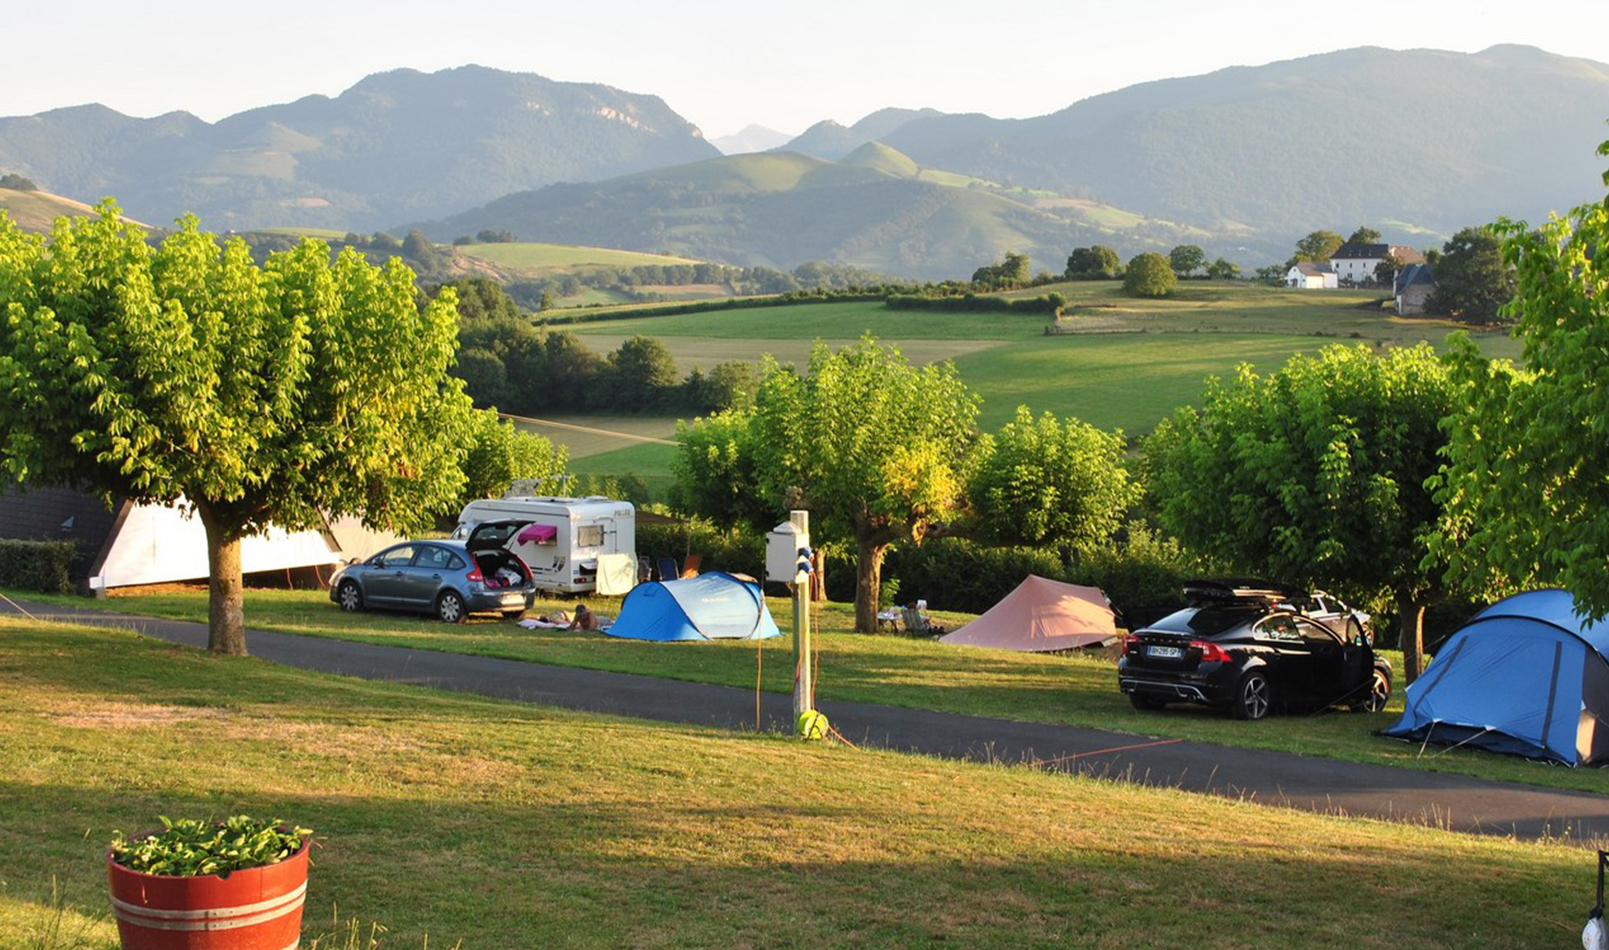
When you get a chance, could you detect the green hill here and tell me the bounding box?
[424,151,1191,279]
[0,65,718,232]
[457,241,702,272]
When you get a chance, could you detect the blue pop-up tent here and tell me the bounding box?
[1380,589,1609,766]
[605,571,782,642]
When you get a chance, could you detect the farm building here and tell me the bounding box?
[1330,243,1425,286]
[1285,261,1338,289]
[0,486,398,592]
[1394,263,1435,315]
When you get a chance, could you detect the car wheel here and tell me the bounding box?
[1231,671,1271,721]
[1354,668,1391,713]
[1129,693,1168,712]
[437,590,466,624]
[337,580,363,613]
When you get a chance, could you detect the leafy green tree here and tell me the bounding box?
[1423,226,1516,323]
[0,202,473,654]
[972,251,1031,289]
[1206,257,1240,281]
[750,338,981,632]
[1123,252,1176,297]
[1372,252,1404,290]
[968,406,1141,550]
[1347,226,1382,245]
[461,410,567,504]
[1144,344,1454,682]
[1292,230,1344,263]
[1429,140,1609,619]
[670,409,773,529]
[607,335,679,410]
[1065,246,1122,279]
[0,173,36,192]
[1168,245,1206,278]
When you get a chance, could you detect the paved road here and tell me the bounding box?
[11,600,1606,844]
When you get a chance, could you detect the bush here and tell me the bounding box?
[637,518,766,581]
[885,293,1063,317]
[0,538,76,592]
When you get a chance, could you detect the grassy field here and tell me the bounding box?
[458,242,701,271]
[551,284,1520,482]
[0,619,1592,948]
[248,226,350,240]
[14,588,1603,795]
[0,190,149,233]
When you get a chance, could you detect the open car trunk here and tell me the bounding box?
[467,521,535,589]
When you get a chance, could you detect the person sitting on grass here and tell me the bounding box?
[568,603,603,631]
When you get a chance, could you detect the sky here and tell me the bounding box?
[4,0,1607,139]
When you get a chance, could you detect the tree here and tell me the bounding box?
[1065,246,1122,280]
[1168,245,1206,278]
[1292,230,1344,263]
[967,406,1141,550]
[606,335,678,410]
[0,173,36,192]
[1123,252,1176,297]
[1206,257,1240,281]
[0,202,474,654]
[1423,226,1516,323]
[669,409,773,530]
[749,338,980,632]
[1144,344,1454,683]
[461,410,568,504]
[1371,252,1404,290]
[1429,137,1609,619]
[972,251,1031,289]
[1347,226,1382,245]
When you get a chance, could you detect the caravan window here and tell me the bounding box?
[576,525,604,548]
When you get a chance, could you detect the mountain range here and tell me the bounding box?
[3,46,1607,277]
[0,66,718,231]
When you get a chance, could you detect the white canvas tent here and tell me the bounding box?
[940,575,1118,652]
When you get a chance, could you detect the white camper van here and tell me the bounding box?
[453,491,637,595]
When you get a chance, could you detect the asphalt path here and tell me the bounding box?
[10,599,1606,844]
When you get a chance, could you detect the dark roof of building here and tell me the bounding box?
[1395,262,1435,291]
[1333,243,1390,259]
[1292,261,1334,276]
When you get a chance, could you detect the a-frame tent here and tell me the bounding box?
[940,575,1117,652]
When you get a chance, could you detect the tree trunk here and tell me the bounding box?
[196,500,247,656]
[810,548,826,603]
[1397,593,1425,685]
[853,538,888,634]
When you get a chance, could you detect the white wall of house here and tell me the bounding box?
[1285,266,1338,289]
[1334,257,1382,282]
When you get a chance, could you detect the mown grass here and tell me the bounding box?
[458,242,700,271]
[13,588,1604,795]
[0,619,1593,949]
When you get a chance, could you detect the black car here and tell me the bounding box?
[1117,580,1391,720]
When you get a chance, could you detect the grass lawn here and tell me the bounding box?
[508,415,678,459]
[14,588,1604,796]
[458,242,700,271]
[0,619,1591,948]
[567,442,678,496]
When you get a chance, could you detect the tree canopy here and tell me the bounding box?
[1144,344,1454,681]
[1292,230,1344,263]
[1423,226,1516,323]
[1168,245,1206,277]
[0,202,475,653]
[1347,226,1382,245]
[1429,139,1609,619]
[1065,246,1122,280]
[1206,257,1240,281]
[1123,252,1176,297]
[967,406,1139,551]
[748,338,981,632]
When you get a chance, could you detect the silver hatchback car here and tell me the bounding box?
[329,525,536,623]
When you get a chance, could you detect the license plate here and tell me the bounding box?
[1148,645,1183,659]
[501,593,526,605]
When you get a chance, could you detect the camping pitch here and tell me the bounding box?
[1380,589,1609,766]
[940,575,1117,652]
[606,572,782,642]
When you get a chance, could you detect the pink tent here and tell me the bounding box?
[940,576,1117,652]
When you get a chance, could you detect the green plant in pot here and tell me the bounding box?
[107,815,313,949]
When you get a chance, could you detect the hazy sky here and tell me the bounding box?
[5,0,1607,139]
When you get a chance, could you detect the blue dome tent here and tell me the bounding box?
[1380,589,1609,766]
[605,572,782,642]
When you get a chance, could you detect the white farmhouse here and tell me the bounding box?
[1286,261,1338,289]
[1330,243,1425,287]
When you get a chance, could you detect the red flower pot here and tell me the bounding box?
[106,835,310,950]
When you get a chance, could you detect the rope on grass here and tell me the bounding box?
[0,590,38,621]
[1026,737,1184,770]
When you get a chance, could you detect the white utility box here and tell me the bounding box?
[766,521,810,584]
